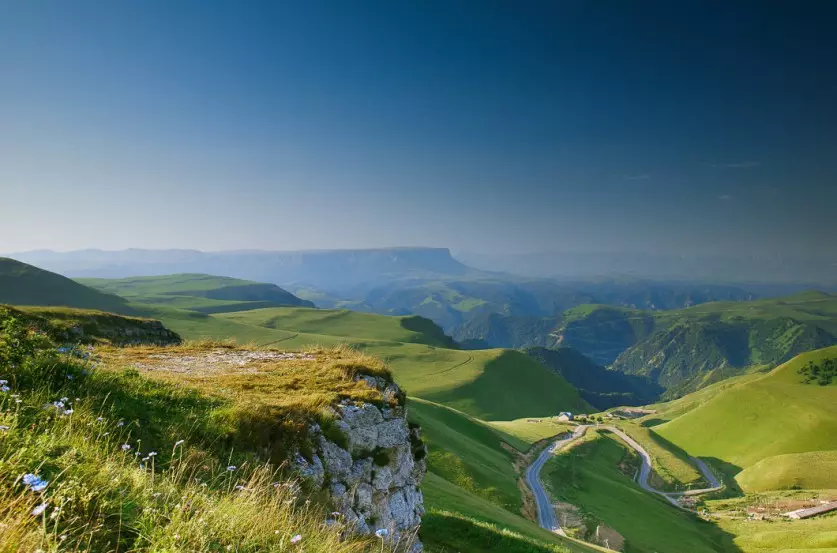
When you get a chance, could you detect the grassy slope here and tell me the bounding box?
[21,275,597,549]
[655,346,837,487]
[128,303,593,546]
[422,474,603,553]
[0,257,134,314]
[609,422,704,490]
[0,337,394,552]
[409,398,527,511]
[79,273,313,309]
[558,292,837,396]
[217,307,455,347]
[542,434,739,553]
[712,508,837,553]
[735,451,837,492]
[9,305,181,346]
[208,308,590,421]
[656,291,837,333]
[486,418,573,451]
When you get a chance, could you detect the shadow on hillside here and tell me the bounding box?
[702,457,745,497]
[639,417,667,427]
[644,429,707,476]
[423,350,580,420]
[421,511,565,553]
[400,315,457,347]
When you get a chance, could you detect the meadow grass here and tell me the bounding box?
[421,474,601,553]
[0,322,404,552]
[78,273,311,309]
[542,433,740,553]
[705,492,837,552]
[154,305,590,421]
[485,417,572,451]
[0,258,134,316]
[216,306,455,347]
[609,421,705,491]
[408,398,523,510]
[655,346,837,471]
[735,451,837,492]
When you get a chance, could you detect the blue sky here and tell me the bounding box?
[1,1,835,255]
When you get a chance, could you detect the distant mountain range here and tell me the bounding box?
[11,248,837,403]
[9,248,473,292]
[456,250,837,286]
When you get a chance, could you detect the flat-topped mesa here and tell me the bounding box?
[295,375,426,553]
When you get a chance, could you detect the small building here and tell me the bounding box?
[785,501,837,520]
[557,412,574,421]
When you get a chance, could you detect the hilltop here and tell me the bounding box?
[0,257,135,314]
[78,273,314,313]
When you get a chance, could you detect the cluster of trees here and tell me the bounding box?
[798,358,837,386]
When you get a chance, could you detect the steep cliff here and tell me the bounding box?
[296,375,426,552]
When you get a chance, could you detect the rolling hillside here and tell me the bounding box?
[542,433,739,553]
[551,293,837,397]
[216,306,455,347]
[524,346,662,409]
[652,345,837,491]
[0,257,134,314]
[212,307,590,421]
[2,261,595,553]
[78,273,314,313]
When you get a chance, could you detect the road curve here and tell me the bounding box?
[525,426,587,534]
[525,424,724,533]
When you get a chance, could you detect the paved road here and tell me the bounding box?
[601,426,681,507]
[525,424,724,533]
[525,426,587,534]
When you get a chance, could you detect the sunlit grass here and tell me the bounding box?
[0,317,407,552]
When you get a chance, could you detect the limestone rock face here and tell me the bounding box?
[294,377,425,552]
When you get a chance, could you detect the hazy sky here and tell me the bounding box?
[2,1,836,256]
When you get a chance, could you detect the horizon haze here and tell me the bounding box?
[2,0,837,257]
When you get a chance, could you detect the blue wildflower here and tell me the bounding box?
[22,473,49,492]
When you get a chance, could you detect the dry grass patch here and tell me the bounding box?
[92,342,400,463]
[100,342,395,411]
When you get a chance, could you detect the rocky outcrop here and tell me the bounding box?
[295,376,426,552]
[62,317,182,346]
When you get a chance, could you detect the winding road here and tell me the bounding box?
[525,424,723,534]
[525,426,588,534]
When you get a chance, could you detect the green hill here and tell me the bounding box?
[735,451,837,492]
[78,273,314,313]
[524,346,662,409]
[409,398,527,511]
[0,257,134,314]
[542,433,739,553]
[9,262,596,547]
[211,308,590,421]
[553,293,837,397]
[653,346,837,491]
[216,306,455,347]
[2,305,181,346]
